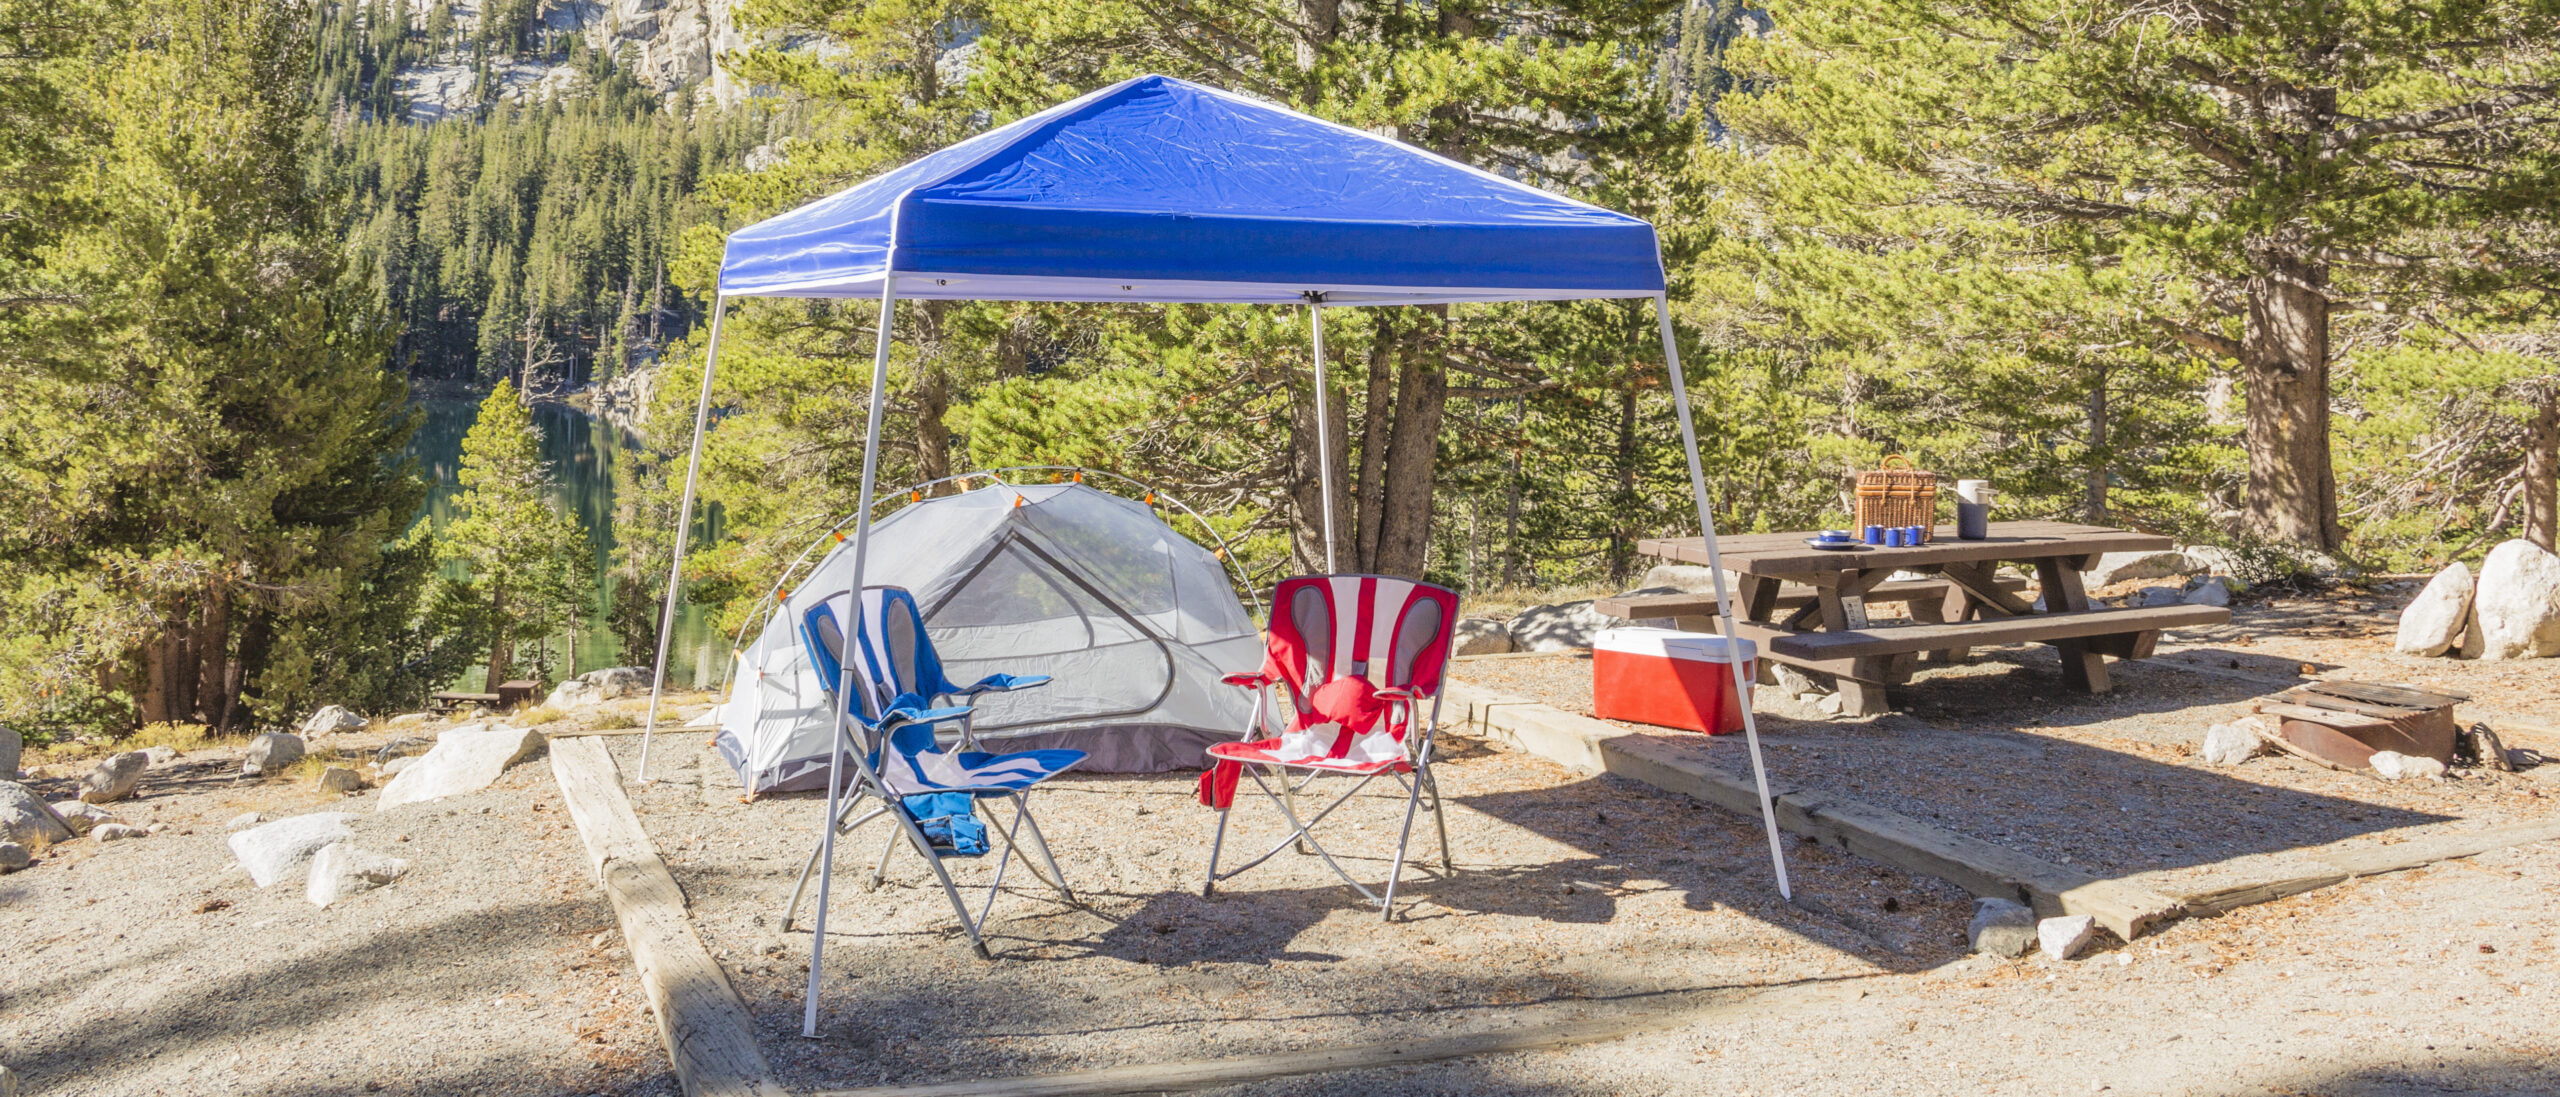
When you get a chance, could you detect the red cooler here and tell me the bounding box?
[1592,628,1757,735]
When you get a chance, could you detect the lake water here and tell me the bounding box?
[406,398,726,690]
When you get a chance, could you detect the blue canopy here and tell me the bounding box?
[717,74,1666,304]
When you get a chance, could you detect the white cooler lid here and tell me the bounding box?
[1592,627,1757,663]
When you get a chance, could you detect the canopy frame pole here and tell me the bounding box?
[803,278,900,1038]
[638,291,728,784]
[1652,293,1792,901]
[1309,302,1338,571]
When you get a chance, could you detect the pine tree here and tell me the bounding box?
[438,379,590,688]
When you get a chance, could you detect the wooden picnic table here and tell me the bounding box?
[1606,520,2232,716]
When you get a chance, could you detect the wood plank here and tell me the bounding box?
[1639,522,2172,575]
[1763,605,2231,660]
[1594,577,2028,621]
[810,981,1852,1097]
[2172,819,2560,916]
[1939,561,2034,617]
[551,737,790,1097]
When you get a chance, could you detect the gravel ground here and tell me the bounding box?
[0,718,678,1097]
[1458,584,2559,897]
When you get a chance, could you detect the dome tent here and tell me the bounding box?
[712,479,1266,792]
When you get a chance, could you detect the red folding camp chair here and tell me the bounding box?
[1199,574,1459,919]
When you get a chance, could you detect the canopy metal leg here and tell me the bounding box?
[639,292,728,783]
[1309,302,1338,572]
[803,279,902,1039]
[1653,293,1793,903]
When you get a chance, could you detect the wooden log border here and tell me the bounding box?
[552,736,789,1097]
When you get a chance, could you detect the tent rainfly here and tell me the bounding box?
[631,73,1794,1038]
[713,480,1266,791]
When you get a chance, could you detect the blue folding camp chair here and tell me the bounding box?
[779,586,1084,958]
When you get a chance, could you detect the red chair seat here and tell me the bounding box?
[1207,737,1413,775]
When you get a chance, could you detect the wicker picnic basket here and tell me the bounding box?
[1855,455,1939,541]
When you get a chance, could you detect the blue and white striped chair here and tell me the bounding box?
[780,586,1085,958]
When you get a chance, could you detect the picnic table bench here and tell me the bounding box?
[1620,521,2231,716]
[431,679,542,711]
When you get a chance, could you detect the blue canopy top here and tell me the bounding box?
[718,75,1665,304]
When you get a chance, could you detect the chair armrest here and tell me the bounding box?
[1221,672,1274,689]
[877,703,975,731]
[1373,686,1425,702]
[954,673,1050,696]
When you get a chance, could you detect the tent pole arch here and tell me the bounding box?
[1653,293,1793,902]
[803,277,902,1039]
[638,290,728,784]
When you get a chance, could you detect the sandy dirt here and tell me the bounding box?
[0,719,677,1097]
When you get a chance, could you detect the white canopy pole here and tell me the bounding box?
[803,278,901,1038]
[1652,294,1793,901]
[1309,303,1338,571]
[638,291,728,784]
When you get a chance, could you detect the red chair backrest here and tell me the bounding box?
[1260,575,1459,731]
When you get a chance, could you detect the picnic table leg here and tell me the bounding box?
[1920,582,1974,663]
[1816,572,1892,716]
[2034,557,2112,693]
[1743,575,1780,622]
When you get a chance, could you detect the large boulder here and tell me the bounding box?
[306,841,410,908]
[1453,618,1515,657]
[1636,564,1734,594]
[227,812,356,886]
[49,801,117,837]
[544,666,648,710]
[376,725,546,810]
[77,751,146,804]
[2082,550,2198,586]
[0,782,71,850]
[297,705,368,737]
[0,841,27,872]
[2476,539,2560,660]
[242,731,306,776]
[0,725,19,779]
[2394,562,2477,657]
[1505,600,1616,653]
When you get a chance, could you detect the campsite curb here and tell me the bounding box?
[552,736,790,1097]
[1440,681,2560,939]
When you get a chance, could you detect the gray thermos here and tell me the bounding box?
[1956,479,1994,540]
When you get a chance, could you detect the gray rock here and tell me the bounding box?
[305,841,410,907]
[2200,721,2263,766]
[92,823,144,842]
[2370,751,2446,781]
[1638,564,1733,593]
[1505,600,1616,653]
[1453,618,1516,656]
[2183,576,2235,607]
[224,811,265,831]
[49,801,115,837]
[317,766,363,795]
[0,1061,16,1096]
[2179,545,2243,576]
[2395,562,2477,657]
[0,782,72,850]
[1769,663,1827,700]
[544,666,649,710]
[1814,692,1848,717]
[226,811,357,886]
[242,731,306,776]
[380,757,415,777]
[2083,550,2197,586]
[2476,539,2560,660]
[374,736,435,765]
[78,751,147,804]
[2038,914,2098,960]
[1969,897,2037,957]
[2129,585,2188,608]
[297,705,368,737]
[0,842,27,872]
[0,725,19,780]
[377,726,547,810]
[140,745,180,767]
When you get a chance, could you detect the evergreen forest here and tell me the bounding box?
[3,0,2557,739]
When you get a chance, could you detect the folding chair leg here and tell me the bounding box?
[782,799,887,932]
[865,825,899,892]
[1202,803,1232,898]
[890,808,993,959]
[1381,766,1430,922]
[1005,794,1076,905]
[1422,765,1454,872]
[1279,771,1314,855]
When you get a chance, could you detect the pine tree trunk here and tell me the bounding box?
[193,588,229,726]
[2241,254,2342,550]
[1353,313,1398,572]
[1370,315,1446,580]
[2527,390,2558,553]
[2083,371,2110,523]
[486,584,512,688]
[1609,383,1641,583]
